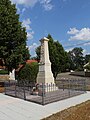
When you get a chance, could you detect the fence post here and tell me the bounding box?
[83,79,86,93]
[23,82,26,100]
[42,83,45,105]
[68,79,70,97]
[46,83,48,92]
[4,81,6,95]
[51,82,52,91]
[63,80,64,91]
[15,82,17,97]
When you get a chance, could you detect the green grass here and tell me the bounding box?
[0,70,8,74]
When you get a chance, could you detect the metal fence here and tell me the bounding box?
[4,78,86,105]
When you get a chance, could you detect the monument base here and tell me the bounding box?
[31,83,58,96]
[37,70,55,84]
[36,83,58,96]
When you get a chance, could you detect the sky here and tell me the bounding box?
[10,0,90,57]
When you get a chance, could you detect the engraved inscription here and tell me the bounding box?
[40,41,44,63]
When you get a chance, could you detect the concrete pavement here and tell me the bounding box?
[0,92,90,120]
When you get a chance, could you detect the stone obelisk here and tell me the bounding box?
[37,37,54,84]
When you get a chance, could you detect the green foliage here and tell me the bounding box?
[0,70,8,74]
[18,62,39,82]
[75,67,84,71]
[84,54,90,64]
[48,35,64,78]
[68,47,84,71]
[36,34,70,79]
[0,0,30,72]
[36,46,41,61]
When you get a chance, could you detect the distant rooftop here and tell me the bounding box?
[26,59,38,64]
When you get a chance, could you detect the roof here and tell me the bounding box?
[83,62,90,67]
[26,60,38,64]
[0,66,5,70]
[16,60,38,72]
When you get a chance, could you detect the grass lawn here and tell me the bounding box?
[42,100,90,120]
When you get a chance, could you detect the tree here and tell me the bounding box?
[48,35,61,79]
[0,0,30,72]
[84,54,90,64]
[36,34,69,79]
[68,47,84,71]
[18,62,39,82]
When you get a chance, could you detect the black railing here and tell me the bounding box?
[4,78,86,105]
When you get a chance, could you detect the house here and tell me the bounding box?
[83,62,89,68]
[15,59,38,74]
[26,60,38,64]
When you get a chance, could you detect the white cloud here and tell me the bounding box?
[28,43,39,56]
[83,49,87,56]
[27,31,34,40]
[84,42,90,46]
[11,0,38,7]
[16,6,21,13]
[15,5,26,14]
[22,18,34,40]
[67,28,79,34]
[86,52,90,55]
[22,18,32,31]
[68,28,90,41]
[11,0,53,11]
[22,8,26,13]
[29,43,38,50]
[40,0,53,11]
[82,49,90,56]
[65,47,73,52]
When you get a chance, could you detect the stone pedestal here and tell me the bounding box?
[37,37,54,84]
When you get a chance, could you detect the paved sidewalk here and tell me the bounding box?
[0,92,90,120]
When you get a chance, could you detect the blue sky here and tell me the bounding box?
[11,0,90,57]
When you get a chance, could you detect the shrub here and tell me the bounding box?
[18,62,39,82]
[0,70,8,74]
[75,67,84,71]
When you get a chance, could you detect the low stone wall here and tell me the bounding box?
[70,71,90,77]
[0,87,4,93]
[0,75,9,81]
[0,75,14,93]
